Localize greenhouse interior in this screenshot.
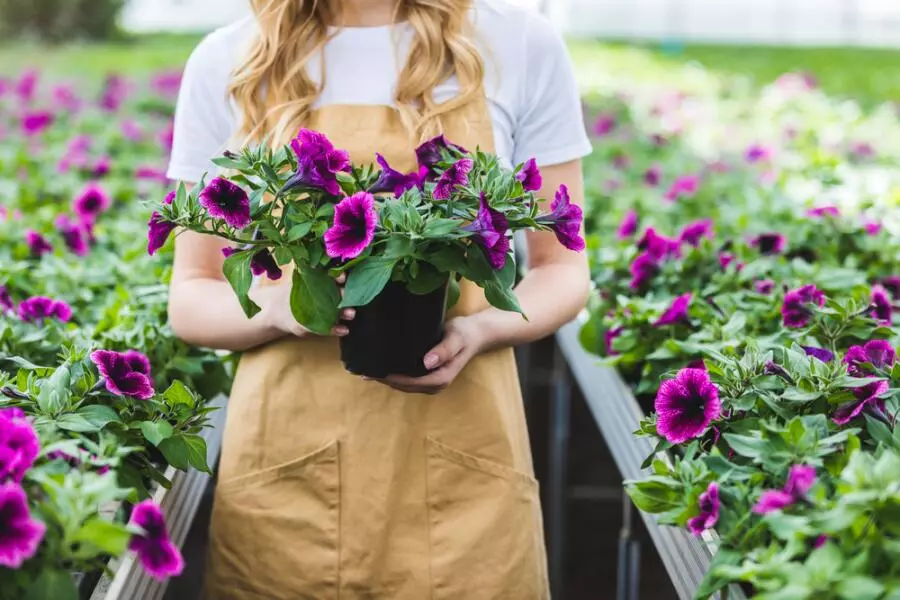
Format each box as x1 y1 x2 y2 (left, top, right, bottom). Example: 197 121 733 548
1 0 899 599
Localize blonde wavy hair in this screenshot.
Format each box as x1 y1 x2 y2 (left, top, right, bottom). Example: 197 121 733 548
230 0 484 147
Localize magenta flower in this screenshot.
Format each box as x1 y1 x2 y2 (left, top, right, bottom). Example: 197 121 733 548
753 465 816 514
73 183 111 222
128 500 184 580
464 192 510 270
92 156 111 177
198 178 251 229
750 232 786 255
654 294 692 327
806 206 840 218
0 287 13 313
802 346 834 363
53 85 82 112
55 215 90 256
834 379 889 425
604 327 623 356
135 166 168 183
21 111 54 137
24 230 52 257
90 350 154 400
283 129 351 197
415 134 467 172
844 340 895 376
664 174 700 202
324 192 377 261
18 297 72 323
655 368 721 444
151 71 182 97
745 144 773 163
612 154 630 170
687 482 719 536
864 221 882 236
592 114 616 137
159 123 174 153
0 483 45 569
433 158 474 200
0 410 40 483
781 284 825 328
147 213 176 256
536 185 585 252
368 154 423 196
121 119 143 141
870 285 893 324
99 74 128 112
250 249 282 281
637 227 679 259
516 158 542 192
616 210 639 239
629 252 659 290
679 219 714 247
14 70 38 103
881 276 900 299
755 279 775 295
644 165 661 186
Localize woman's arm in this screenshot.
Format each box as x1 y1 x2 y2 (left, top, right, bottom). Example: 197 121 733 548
377 160 589 393
167 185 350 352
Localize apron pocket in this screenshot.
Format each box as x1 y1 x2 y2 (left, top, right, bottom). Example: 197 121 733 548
209 440 341 600
425 437 548 600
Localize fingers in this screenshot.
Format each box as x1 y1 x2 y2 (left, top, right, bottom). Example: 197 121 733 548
336 273 347 285
340 308 355 321
422 332 465 371
331 324 349 337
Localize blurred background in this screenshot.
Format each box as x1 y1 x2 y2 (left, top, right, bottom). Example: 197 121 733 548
1 1 898 599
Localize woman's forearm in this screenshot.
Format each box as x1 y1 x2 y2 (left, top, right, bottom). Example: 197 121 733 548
469 261 590 352
168 278 282 352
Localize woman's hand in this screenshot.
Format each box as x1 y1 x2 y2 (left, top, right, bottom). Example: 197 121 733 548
255 274 355 339
370 316 486 395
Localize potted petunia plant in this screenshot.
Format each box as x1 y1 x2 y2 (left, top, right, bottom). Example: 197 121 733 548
149 130 584 377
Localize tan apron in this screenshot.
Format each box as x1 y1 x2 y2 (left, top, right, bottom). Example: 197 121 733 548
203 93 550 600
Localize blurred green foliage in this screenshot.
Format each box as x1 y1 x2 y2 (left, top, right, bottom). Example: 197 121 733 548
0 0 126 43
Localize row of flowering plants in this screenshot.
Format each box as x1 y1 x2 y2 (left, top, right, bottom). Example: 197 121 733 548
578 62 900 598
1 68 229 596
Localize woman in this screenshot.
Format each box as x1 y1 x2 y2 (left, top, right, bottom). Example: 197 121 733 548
166 0 591 597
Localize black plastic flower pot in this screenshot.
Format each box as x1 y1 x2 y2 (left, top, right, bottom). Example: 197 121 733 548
340 280 448 379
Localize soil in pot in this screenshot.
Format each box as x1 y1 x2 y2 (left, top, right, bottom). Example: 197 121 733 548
340 280 448 379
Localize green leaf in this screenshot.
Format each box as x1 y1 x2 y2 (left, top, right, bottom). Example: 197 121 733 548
222 251 261 319
483 281 525 316
140 421 175 447
406 265 448 295
72 518 132 556
37 364 72 416
56 413 99 433
422 218 461 238
162 380 195 408
0 355 46 370
76 405 120 429
287 221 313 241
25 570 78 600
445 277 461 311
837 577 884 600
211 156 248 170
340 257 398 308
158 434 211 473
463 247 495 281
384 235 416 259
290 267 341 334
722 433 768 459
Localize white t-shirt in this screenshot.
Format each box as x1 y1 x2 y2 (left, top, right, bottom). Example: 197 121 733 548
166 0 592 183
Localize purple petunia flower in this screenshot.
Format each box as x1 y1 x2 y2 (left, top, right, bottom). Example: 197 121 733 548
851 142 875 159
604 327 623 356
864 221 882 236
368 154 423 196
882 276 900 299
592 114 616 137
415 134 467 172
806 206 840 218
282 129 351 197
121 119 143 141
687 482 719 536
629 252 659 290
0 483 46 569
755 279 775 295
324 192 377 261
159 122 174 153
745 144 773 163
679 219 714 247
21 111 54 137
18 297 72 323
221 247 237 258
0 287 13 313
664 174 700 202
765 361 792 381
128 500 184 580
644 165 661 187
516 158 542 192
53 85 82 112
0 410 40 483
92 156 111 178
638 227 680 260
782 284 825 328
55 214 90 256
147 212 176 256
654 293 692 327
99 74 128 112
464 193 510 270
843 340 895 377
754 464 816 514
750 232 786 255
72 183 111 222
151 71 182 98
870 285 893 325
655 368 722 444
433 158 474 201
14 70 38 103
536 185 585 252
250 249 282 281
803 346 834 363
90 350 154 400
198 177 251 229
617 210 639 239
833 379 889 425
24 230 52 257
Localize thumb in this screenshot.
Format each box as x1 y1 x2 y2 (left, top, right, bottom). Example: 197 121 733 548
423 332 464 370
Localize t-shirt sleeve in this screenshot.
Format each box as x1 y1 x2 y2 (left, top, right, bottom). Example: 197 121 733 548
166 32 236 183
512 13 592 167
